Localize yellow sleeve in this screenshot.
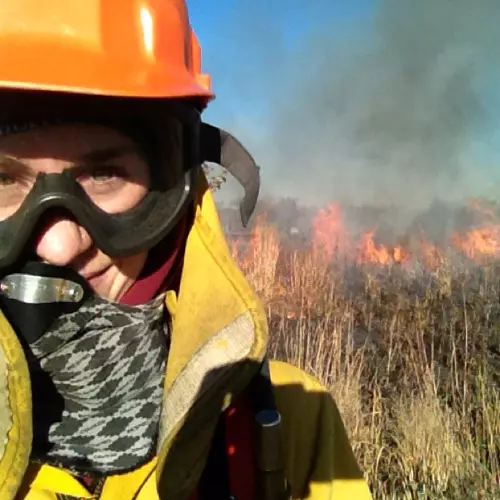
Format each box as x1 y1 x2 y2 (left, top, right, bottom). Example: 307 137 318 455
270 360 373 500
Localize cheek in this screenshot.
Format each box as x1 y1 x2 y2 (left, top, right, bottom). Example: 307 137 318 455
91 252 147 301
118 252 148 277
94 183 149 214
108 252 148 301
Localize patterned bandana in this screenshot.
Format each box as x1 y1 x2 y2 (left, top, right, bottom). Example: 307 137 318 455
28 292 168 474
0 119 184 475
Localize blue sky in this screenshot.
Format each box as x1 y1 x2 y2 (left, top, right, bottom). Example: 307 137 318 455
184 1 500 208
186 0 375 124
185 0 379 204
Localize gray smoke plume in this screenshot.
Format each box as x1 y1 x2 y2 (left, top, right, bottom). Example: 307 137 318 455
211 0 500 211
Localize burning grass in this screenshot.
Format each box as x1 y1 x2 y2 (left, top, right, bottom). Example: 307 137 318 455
230 213 500 499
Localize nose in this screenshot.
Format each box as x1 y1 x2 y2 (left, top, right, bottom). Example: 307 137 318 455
35 217 93 266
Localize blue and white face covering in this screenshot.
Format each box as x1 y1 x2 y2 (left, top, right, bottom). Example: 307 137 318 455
0 261 168 474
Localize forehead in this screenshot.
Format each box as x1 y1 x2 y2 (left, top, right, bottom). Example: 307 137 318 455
0 123 138 160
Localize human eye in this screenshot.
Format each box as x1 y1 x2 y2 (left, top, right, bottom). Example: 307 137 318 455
0 169 33 219
88 165 129 181
0 168 33 190
0 171 15 186
77 165 130 192
0 157 35 191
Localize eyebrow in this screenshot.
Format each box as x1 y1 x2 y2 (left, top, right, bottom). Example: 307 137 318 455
0 154 30 174
0 145 139 175
78 146 139 165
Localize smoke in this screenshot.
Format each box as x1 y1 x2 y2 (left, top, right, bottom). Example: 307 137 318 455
208 0 500 211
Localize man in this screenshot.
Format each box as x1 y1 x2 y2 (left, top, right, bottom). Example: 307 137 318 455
0 1 373 499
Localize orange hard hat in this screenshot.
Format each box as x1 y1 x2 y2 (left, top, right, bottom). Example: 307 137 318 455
0 0 213 101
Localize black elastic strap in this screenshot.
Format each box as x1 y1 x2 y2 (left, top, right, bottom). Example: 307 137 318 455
200 122 260 227
250 358 277 414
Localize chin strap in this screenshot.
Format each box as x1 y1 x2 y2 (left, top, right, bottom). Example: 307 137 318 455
200 122 260 227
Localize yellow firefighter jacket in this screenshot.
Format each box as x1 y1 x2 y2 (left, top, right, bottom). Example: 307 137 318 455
0 174 373 500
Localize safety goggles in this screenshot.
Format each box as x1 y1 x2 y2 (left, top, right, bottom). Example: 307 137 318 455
0 93 260 271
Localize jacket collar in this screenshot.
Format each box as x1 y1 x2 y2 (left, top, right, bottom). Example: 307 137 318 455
0 172 268 499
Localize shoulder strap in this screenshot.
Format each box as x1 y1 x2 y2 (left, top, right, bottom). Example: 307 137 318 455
250 359 289 500
194 390 254 500
195 359 288 500
197 416 232 499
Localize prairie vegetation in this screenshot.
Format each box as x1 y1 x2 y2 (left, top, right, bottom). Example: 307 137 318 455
230 208 500 499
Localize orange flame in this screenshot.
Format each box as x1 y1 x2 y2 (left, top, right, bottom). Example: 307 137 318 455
230 200 500 270
312 203 349 260
356 230 391 265
451 225 500 260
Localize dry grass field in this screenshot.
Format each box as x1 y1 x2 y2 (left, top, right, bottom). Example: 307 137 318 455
229 205 500 499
